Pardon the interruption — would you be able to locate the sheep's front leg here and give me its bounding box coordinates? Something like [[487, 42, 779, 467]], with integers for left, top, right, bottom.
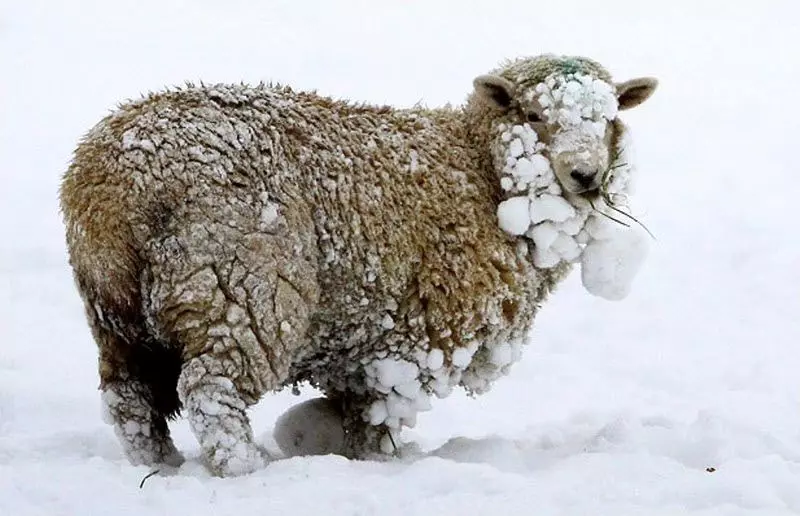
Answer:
[[342, 414, 394, 460], [178, 357, 266, 477], [339, 395, 400, 460]]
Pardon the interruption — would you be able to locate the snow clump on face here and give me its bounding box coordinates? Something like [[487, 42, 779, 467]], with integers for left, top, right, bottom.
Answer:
[[538, 73, 618, 131], [495, 73, 649, 301]]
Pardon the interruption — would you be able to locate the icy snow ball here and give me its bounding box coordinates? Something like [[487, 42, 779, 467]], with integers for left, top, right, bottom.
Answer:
[[580, 226, 650, 301], [274, 398, 345, 457], [497, 196, 532, 236]]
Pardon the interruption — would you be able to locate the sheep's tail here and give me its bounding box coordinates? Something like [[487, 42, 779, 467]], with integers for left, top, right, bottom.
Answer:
[[60, 141, 183, 418]]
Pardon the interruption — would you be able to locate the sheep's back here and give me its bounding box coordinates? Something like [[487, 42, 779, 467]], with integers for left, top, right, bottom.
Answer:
[[63, 82, 545, 392]]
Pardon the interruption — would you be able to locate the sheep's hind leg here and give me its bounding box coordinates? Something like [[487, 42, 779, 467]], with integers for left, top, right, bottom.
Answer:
[[147, 255, 269, 476], [161, 261, 312, 476], [102, 379, 183, 468], [178, 356, 265, 477], [147, 197, 319, 475], [97, 337, 183, 468]]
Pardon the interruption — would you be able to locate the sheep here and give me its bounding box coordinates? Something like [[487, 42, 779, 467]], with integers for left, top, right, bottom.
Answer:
[[60, 54, 657, 476]]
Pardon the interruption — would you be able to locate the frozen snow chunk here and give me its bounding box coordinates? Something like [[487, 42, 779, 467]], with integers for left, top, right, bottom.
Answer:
[[451, 347, 473, 368], [508, 138, 524, 158], [581, 227, 650, 301], [552, 233, 582, 261], [512, 157, 535, 180], [123, 420, 141, 436], [260, 202, 279, 227], [200, 399, 222, 416], [372, 358, 419, 389], [413, 393, 432, 412], [385, 393, 415, 420], [401, 413, 418, 429], [560, 213, 586, 236], [381, 314, 395, 330], [584, 213, 617, 240], [522, 135, 538, 155], [533, 245, 560, 269], [426, 348, 445, 371], [546, 181, 561, 195], [497, 196, 531, 236], [529, 154, 550, 176], [489, 342, 514, 367], [393, 379, 422, 400], [411, 348, 428, 367], [431, 378, 453, 398], [530, 194, 575, 224], [527, 222, 559, 252], [368, 400, 389, 425]]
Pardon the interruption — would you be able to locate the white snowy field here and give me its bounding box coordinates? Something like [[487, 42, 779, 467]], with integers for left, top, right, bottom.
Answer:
[[2, 0, 800, 514]]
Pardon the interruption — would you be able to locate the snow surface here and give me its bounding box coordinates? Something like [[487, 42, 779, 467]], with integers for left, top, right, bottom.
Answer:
[[3, 0, 800, 515]]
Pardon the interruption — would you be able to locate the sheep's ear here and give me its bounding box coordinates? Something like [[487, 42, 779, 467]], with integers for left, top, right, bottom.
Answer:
[[473, 75, 515, 109], [616, 77, 658, 110]]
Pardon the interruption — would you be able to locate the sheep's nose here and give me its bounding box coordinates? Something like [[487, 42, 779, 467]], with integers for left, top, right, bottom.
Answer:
[[570, 169, 596, 188]]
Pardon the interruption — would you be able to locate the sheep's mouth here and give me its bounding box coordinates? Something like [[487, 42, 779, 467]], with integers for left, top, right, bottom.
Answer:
[[563, 186, 601, 205], [559, 179, 602, 198], [570, 184, 601, 196]]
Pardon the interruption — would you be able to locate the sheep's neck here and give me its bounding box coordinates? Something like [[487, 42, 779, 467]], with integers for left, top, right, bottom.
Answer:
[[462, 99, 508, 192]]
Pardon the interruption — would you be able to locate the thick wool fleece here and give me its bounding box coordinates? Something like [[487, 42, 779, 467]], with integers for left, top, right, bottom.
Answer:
[[60, 56, 618, 476], [495, 55, 612, 93]]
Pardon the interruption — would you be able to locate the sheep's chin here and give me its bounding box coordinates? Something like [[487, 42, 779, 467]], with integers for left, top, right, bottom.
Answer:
[[562, 185, 601, 202]]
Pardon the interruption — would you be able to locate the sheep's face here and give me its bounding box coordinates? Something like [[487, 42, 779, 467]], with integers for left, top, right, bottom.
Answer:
[[474, 72, 657, 196]]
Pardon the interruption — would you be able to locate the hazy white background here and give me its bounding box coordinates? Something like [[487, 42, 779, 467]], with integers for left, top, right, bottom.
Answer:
[[2, 1, 799, 514]]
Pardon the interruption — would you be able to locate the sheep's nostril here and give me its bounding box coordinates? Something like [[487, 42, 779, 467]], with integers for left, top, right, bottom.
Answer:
[[570, 169, 596, 188]]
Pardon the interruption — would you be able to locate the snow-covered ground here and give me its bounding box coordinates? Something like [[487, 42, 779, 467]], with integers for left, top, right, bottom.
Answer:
[[2, 1, 800, 514]]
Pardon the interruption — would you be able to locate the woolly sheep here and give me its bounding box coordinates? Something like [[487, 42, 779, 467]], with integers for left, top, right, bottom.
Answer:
[[60, 54, 657, 476]]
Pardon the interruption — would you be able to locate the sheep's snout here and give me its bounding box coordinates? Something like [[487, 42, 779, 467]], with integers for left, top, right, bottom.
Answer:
[[550, 136, 610, 194], [569, 169, 599, 191], [552, 152, 606, 194]]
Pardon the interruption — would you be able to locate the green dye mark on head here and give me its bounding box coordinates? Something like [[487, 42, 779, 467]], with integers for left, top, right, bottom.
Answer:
[[558, 58, 585, 76]]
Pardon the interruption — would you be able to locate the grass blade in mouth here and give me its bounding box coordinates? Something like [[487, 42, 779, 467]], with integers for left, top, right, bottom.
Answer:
[[594, 151, 656, 240]]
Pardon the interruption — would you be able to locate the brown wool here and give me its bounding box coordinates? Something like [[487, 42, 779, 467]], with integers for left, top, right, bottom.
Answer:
[[60, 54, 656, 476]]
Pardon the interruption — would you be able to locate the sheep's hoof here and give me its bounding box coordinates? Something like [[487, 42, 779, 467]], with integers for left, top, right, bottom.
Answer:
[[205, 443, 268, 477], [274, 397, 345, 458], [161, 446, 185, 468], [135, 440, 184, 469]]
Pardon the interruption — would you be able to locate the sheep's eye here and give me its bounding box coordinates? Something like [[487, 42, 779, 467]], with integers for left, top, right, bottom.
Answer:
[[526, 112, 542, 123]]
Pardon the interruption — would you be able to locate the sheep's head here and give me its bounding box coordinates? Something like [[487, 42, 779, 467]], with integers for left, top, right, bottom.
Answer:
[[471, 55, 658, 301], [473, 55, 657, 197]]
